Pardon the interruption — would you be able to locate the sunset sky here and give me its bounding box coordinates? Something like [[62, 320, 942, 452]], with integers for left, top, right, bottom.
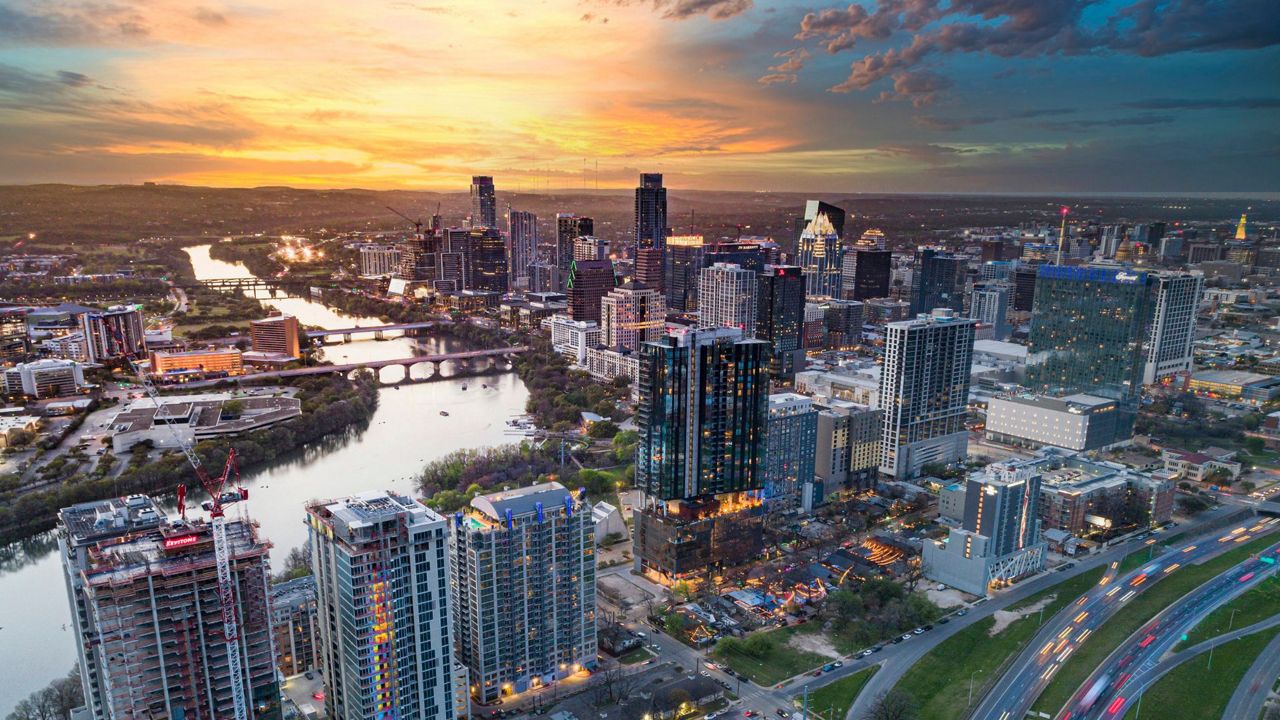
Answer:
[[1, 0, 1276, 192]]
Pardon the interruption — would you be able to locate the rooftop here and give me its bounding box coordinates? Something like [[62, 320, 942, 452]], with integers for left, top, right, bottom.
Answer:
[[470, 481, 580, 522]]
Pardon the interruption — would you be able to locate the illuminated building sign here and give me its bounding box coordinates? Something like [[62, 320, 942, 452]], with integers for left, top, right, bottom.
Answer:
[[162, 534, 201, 550]]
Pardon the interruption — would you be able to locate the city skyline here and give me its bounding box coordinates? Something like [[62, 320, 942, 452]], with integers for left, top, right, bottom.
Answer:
[[1, 1, 1276, 193]]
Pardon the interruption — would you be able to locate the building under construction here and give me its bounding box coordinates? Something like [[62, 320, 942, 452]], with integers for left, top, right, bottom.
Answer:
[[58, 495, 281, 720]]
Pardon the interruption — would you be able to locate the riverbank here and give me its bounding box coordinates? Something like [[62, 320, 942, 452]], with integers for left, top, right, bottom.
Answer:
[[0, 374, 378, 545]]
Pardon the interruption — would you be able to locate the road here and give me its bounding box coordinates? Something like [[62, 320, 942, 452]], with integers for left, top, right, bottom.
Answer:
[[1222, 623, 1280, 720], [971, 516, 1278, 720], [1066, 532, 1280, 720]]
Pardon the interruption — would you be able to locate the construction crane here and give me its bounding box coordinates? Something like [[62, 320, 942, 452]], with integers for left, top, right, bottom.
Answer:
[[98, 316, 251, 720], [385, 205, 423, 236]]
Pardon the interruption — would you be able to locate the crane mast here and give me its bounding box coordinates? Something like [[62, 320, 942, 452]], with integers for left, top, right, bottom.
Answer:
[[98, 315, 250, 720]]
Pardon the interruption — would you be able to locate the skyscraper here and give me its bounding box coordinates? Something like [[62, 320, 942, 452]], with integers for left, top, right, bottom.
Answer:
[[698, 263, 757, 334], [969, 282, 1011, 340], [797, 213, 843, 298], [566, 258, 614, 323], [910, 247, 967, 315], [821, 298, 864, 350], [448, 482, 597, 703], [59, 495, 280, 720], [923, 461, 1046, 596], [1027, 265, 1154, 400], [465, 227, 508, 293], [635, 172, 668, 250], [634, 246, 664, 292], [841, 248, 892, 300], [664, 234, 706, 312], [572, 235, 610, 262], [307, 491, 461, 720], [803, 200, 846, 241], [601, 282, 665, 351], [755, 265, 806, 381], [80, 304, 145, 363], [507, 209, 538, 291], [1143, 271, 1204, 385], [470, 175, 496, 228], [634, 326, 769, 581], [556, 214, 594, 291], [763, 393, 818, 511], [879, 310, 976, 479], [1012, 265, 1039, 312]]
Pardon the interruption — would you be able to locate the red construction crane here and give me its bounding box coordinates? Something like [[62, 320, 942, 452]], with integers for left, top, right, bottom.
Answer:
[[98, 315, 251, 720]]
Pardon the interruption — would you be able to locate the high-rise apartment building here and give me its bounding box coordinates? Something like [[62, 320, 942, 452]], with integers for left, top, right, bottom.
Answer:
[[359, 243, 402, 278], [841, 248, 892, 300], [470, 176, 496, 228], [755, 265, 806, 381], [815, 399, 883, 498], [306, 491, 460, 720], [80, 304, 145, 363], [698, 263, 757, 334], [572, 235, 610, 262], [664, 234, 706, 312], [634, 246, 664, 292], [821, 299, 864, 350], [1027, 265, 1154, 400], [507, 209, 538, 291], [601, 282, 665, 351], [465, 227, 508, 293], [566, 258, 614, 323], [635, 172, 668, 250], [555, 214, 594, 290], [1143, 271, 1204, 385], [763, 393, 818, 511], [910, 247, 967, 315], [924, 461, 1046, 596], [969, 282, 1011, 340], [448, 482, 597, 703], [797, 213, 843, 298], [879, 310, 976, 479], [271, 576, 319, 677], [633, 326, 770, 582], [250, 313, 301, 358], [59, 495, 280, 720]]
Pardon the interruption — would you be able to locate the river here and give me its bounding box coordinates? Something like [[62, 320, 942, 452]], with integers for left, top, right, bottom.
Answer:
[[0, 244, 529, 714]]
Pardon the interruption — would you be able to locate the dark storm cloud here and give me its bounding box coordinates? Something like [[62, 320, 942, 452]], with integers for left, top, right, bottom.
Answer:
[[786, 0, 1280, 100]]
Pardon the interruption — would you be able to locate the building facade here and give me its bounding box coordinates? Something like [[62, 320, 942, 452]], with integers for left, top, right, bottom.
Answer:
[[1143, 271, 1204, 385], [969, 282, 1011, 341], [2, 358, 85, 398], [507, 209, 538, 291], [448, 482, 597, 703], [555, 214, 594, 291], [270, 576, 319, 677], [80, 304, 145, 363], [600, 282, 665, 351], [359, 243, 402, 278], [664, 234, 706, 312], [841, 249, 892, 301], [566, 258, 614, 323], [985, 394, 1126, 451], [763, 393, 818, 511], [470, 175, 496, 228], [698, 263, 757, 335], [307, 491, 459, 720], [879, 311, 975, 479], [797, 213, 843, 298], [250, 314, 302, 358], [910, 247, 967, 315], [635, 172, 668, 250], [755, 265, 806, 381]]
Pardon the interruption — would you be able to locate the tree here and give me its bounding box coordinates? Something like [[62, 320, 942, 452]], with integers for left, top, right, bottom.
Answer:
[[1245, 437, 1266, 454], [7, 667, 83, 720], [588, 420, 620, 439], [741, 631, 775, 657], [863, 690, 917, 720], [1178, 494, 1213, 515], [664, 612, 690, 637]]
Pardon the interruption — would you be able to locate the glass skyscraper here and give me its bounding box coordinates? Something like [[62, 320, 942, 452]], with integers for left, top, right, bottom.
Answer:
[[797, 212, 843, 298], [469, 176, 496, 228], [634, 172, 668, 250], [755, 264, 806, 380], [910, 246, 967, 315]]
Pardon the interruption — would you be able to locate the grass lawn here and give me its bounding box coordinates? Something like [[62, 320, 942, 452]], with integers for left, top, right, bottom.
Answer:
[[1176, 574, 1280, 650], [1122, 627, 1280, 720], [1032, 533, 1280, 716], [712, 627, 829, 687], [892, 567, 1105, 720], [802, 667, 878, 720], [618, 646, 654, 665]]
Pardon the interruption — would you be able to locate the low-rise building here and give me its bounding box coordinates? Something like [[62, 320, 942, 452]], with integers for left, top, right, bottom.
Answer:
[[148, 347, 244, 380], [107, 393, 302, 453], [985, 393, 1128, 451], [1161, 447, 1243, 482], [583, 346, 640, 392], [2, 358, 87, 398], [1188, 369, 1280, 405]]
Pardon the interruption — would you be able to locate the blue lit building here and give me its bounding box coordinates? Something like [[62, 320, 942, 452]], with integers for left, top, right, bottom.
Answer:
[[763, 393, 818, 510]]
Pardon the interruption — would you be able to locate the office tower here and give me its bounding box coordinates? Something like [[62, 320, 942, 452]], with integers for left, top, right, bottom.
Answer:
[[699, 263, 757, 334], [704, 241, 766, 274], [271, 577, 319, 676], [803, 302, 826, 348], [573, 235, 610, 262], [448, 482, 596, 703], [755, 265, 806, 381], [601, 282, 665, 351], [821, 299, 864, 350], [2, 358, 85, 398], [1187, 242, 1222, 264], [763, 393, 818, 511], [815, 399, 883, 501], [969, 282, 1011, 340], [879, 310, 976, 479], [841, 248, 892, 301], [1012, 265, 1038, 312], [465, 227, 508, 293], [566, 258, 614, 323], [980, 260, 1015, 283], [59, 495, 279, 720], [634, 326, 769, 581], [634, 246, 664, 292], [797, 213, 843, 298], [910, 247, 967, 315], [856, 228, 885, 250], [80, 304, 145, 363], [556, 214, 594, 290], [981, 239, 1014, 261], [664, 234, 706, 312], [470, 175, 496, 228], [507, 209, 538, 291], [250, 313, 302, 358], [528, 260, 561, 294], [924, 461, 1046, 595], [635, 172, 668, 250], [1143, 271, 1204, 385], [1027, 266, 1154, 400], [359, 243, 402, 277], [307, 491, 459, 720], [803, 200, 846, 241]]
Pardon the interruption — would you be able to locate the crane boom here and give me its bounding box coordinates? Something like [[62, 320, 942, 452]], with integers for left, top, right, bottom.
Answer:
[[98, 315, 250, 720], [385, 205, 423, 235]]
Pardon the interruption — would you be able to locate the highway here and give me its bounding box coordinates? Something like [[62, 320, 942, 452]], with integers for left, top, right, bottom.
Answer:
[[971, 517, 1280, 720], [1066, 530, 1280, 720], [1222, 625, 1280, 720]]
